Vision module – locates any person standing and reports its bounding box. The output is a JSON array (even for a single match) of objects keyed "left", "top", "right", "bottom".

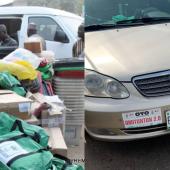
[{"left": 27, "top": 22, "right": 46, "bottom": 50}]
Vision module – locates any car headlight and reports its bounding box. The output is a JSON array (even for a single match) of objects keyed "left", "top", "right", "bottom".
[{"left": 85, "top": 69, "right": 130, "bottom": 99}]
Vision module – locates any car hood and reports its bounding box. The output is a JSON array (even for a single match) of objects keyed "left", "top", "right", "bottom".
[{"left": 85, "top": 23, "right": 170, "bottom": 81}]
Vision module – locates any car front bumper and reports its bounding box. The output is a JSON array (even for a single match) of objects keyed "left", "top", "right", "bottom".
[
  {"left": 85, "top": 126, "right": 170, "bottom": 141},
  {"left": 85, "top": 87, "right": 170, "bottom": 141}
]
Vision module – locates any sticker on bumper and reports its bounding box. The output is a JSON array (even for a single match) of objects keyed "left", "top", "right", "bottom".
[{"left": 122, "top": 108, "right": 162, "bottom": 128}]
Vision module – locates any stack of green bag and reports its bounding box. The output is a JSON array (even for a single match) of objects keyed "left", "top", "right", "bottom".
[{"left": 0, "top": 112, "right": 84, "bottom": 170}]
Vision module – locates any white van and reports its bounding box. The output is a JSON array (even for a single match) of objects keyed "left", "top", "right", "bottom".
[{"left": 0, "top": 6, "right": 84, "bottom": 58}]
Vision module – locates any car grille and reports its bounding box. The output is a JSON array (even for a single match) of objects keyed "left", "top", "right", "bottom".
[
  {"left": 121, "top": 123, "right": 167, "bottom": 134},
  {"left": 132, "top": 71, "right": 170, "bottom": 97}
]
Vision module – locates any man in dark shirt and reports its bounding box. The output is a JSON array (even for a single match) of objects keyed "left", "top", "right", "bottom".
[{"left": 0, "top": 24, "right": 18, "bottom": 46}]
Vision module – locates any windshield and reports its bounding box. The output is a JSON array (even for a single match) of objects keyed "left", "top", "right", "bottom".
[{"left": 85, "top": 0, "right": 170, "bottom": 26}]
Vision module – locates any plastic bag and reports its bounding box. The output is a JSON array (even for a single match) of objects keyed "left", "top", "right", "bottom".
[
  {"left": 0, "top": 71, "right": 20, "bottom": 88},
  {"left": 52, "top": 157, "right": 84, "bottom": 170},
  {"left": 0, "top": 72, "right": 26, "bottom": 96},
  {"left": 37, "top": 64, "right": 54, "bottom": 80},
  {"left": 0, "top": 112, "right": 49, "bottom": 147},
  {"left": 3, "top": 48, "right": 41, "bottom": 69},
  {"left": 0, "top": 131, "right": 52, "bottom": 170},
  {"left": 0, "top": 113, "right": 83, "bottom": 170},
  {"left": 38, "top": 51, "right": 55, "bottom": 63},
  {"left": 0, "top": 60, "right": 37, "bottom": 80}
]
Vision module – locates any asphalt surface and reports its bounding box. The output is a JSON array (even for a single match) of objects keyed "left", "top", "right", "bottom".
[{"left": 85, "top": 133, "right": 170, "bottom": 170}]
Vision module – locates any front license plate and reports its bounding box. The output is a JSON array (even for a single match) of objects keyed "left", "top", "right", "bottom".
[
  {"left": 165, "top": 111, "right": 170, "bottom": 129},
  {"left": 122, "top": 108, "right": 162, "bottom": 128}
]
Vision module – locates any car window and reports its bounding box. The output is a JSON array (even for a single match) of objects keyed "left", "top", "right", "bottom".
[
  {"left": 0, "top": 18, "right": 21, "bottom": 47},
  {"left": 28, "top": 16, "right": 63, "bottom": 41},
  {"left": 85, "top": 0, "right": 170, "bottom": 26}
]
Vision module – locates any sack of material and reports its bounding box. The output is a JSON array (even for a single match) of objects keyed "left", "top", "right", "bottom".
[
  {"left": 0, "top": 131, "right": 53, "bottom": 170},
  {"left": 0, "top": 112, "right": 49, "bottom": 147},
  {"left": 0, "top": 132, "right": 84, "bottom": 170},
  {"left": 0, "top": 72, "right": 26, "bottom": 96},
  {"left": 0, "top": 112, "right": 84, "bottom": 170},
  {"left": 52, "top": 155, "right": 84, "bottom": 170}
]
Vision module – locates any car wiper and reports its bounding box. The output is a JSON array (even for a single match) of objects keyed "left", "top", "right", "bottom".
[
  {"left": 116, "top": 17, "right": 170, "bottom": 25},
  {"left": 85, "top": 24, "right": 116, "bottom": 31},
  {"left": 85, "top": 17, "right": 170, "bottom": 31}
]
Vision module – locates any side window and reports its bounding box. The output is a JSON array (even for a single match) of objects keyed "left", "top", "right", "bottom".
[
  {"left": 4, "top": 19, "right": 21, "bottom": 43},
  {"left": 28, "top": 17, "right": 63, "bottom": 41}
]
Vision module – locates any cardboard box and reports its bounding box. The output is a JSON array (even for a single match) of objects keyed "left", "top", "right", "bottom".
[
  {"left": 45, "top": 127, "right": 67, "bottom": 157},
  {"left": 0, "top": 90, "right": 32, "bottom": 119},
  {"left": 27, "top": 92, "right": 65, "bottom": 132},
  {"left": 41, "top": 110, "right": 65, "bottom": 132},
  {"left": 24, "top": 40, "right": 42, "bottom": 53}
]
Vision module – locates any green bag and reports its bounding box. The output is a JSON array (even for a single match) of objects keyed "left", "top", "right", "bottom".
[
  {"left": 0, "top": 112, "right": 49, "bottom": 147},
  {"left": 52, "top": 155, "right": 84, "bottom": 170},
  {"left": 0, "top": 131, "right": 54, "bottom": 170},
  {"left": 0, "top": 72, "right": 26, "bottom": 96},
  {"left": 37, "top": 64, "right": 54, "bottom": 80},
  {"left": 0, "top": 132, "right": 84, "bottom": 170},
  {"left": 0, "top": 113, "right": 84, "bottom": 170}
]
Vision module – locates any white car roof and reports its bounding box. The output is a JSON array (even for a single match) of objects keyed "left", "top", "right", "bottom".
[{"left": 0, "top": 6, "right": 83, "bottom": 19}]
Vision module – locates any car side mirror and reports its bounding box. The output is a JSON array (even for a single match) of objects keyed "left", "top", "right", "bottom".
[{"left": 54, "top": 30, "right": 69, "bottom": 43}]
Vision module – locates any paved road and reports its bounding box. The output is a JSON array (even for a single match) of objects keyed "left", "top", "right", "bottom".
[{"left": 86, "top": 133, "right": 170, "bottom": 170}]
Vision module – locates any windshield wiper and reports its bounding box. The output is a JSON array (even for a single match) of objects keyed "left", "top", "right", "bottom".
[
  {"left": 116, "top": 17, "right": 170, "bottom": 25},
  {"left": 85, "top": 24, "right": 116, "bottom": 31},
  {"left": 85, "top": 17, "right": 170, "bottom": 31}
]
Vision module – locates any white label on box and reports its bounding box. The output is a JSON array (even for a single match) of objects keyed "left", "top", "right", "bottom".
[
  {"left": 0, "top": 141, "right": 28, "bottom": 164},
  {"left": 42, "top": 116, "right": 64, "bottom": 128},
  {"left": 18, "top": 103, "right": 31, "bottom": 113}
]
